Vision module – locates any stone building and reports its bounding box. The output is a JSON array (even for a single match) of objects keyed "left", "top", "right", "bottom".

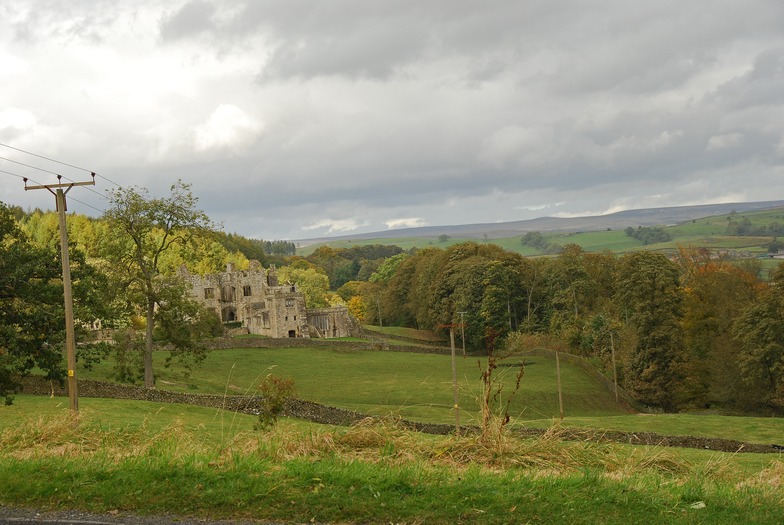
[{"left": 180, "top": 261, "right": 358, "bottom": 339}]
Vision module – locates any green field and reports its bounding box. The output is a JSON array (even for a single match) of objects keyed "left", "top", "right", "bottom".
[
  {"left": 76, "top": 345, "right": 631, "bottom": 425},
  {"left": 0, "top": 395, "right": 260, "bottom": 439},
  {"left": 70, "top": 339, "right": 784, "bottom": 452}
]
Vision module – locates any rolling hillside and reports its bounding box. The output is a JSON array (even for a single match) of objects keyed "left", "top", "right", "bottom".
[
  {"left": 295, "top": 200, "right": 784, "bottom": 247},
  {"left": 295, "top": 201, "right": 784, "bottom": 260}
]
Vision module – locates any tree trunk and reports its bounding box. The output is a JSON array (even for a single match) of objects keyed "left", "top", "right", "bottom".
[{"left": 144, "top": 298, "right": 155, "bottom": 388}]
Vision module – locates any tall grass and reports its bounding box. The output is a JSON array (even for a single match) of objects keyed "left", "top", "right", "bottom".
[{"left": 1, "top": 410, "right": 783, "bottom": 524}]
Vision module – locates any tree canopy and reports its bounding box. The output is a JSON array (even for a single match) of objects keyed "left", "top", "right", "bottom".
[
  {"left": 102, "top": 181, "right": 216, "bottom": 388},
  {"left": 0, "top": 201, "right": 66, "bottom": 403}
]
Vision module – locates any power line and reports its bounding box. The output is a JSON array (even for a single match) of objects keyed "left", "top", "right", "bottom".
[
  {"left": 0, "top": 155, "right": 64, "bottom": 177},
  {"left": 80, "top": 185, "right": 108, "bottom": 201},
  {"left": 55, "top": 174, "right": 108, "bottom": 202},
  {"left": 1, "top": 165, "right": 108, "bottom": 207},
  {"left": 4, "top": 168, "right": 104, "bottom": 214},
  {"left": 67, "top": 196, "right": 106, "bottom": 214},
  {"left": 94, "top": 173, "right": 122, "bottom": 189},
  {"left": 0, "top": 167, "right": 31, "bottom": 180},
  {"left": 0, "top": 142, "right": 92, "bottom": 174},
  {"left": 0, "top": 141, "right": 123, "bottom": 189},
  {"left": 0, "top": 156, "right": 107, "bottom": 200},
  {"left": 0, "top": 168, "right": 45, "bottom": 187}
]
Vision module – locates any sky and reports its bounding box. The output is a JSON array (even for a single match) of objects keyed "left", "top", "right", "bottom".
[{"left": 1, "top": 1, "right": 784, "bottom": 241}]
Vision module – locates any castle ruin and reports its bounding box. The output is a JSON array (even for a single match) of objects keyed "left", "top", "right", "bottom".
[{"left": 180, "top": 261, "right": 358, "bottom": 339}]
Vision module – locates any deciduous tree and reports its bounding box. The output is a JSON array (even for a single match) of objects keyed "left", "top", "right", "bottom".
[
  {"left": 615, "top": 251, "right": 684, "bottom": 411},
  {"left": 278, "top": 265, "right": 331, "bottom": 308},
  {"left": 0, "top": 203, "right": 65, "bottom": 402},
  {"left": 734, "top": 264, "right": 784, "bottom": 412},
  {"left": 679, "top": 248, "right": 759, "bottom": 409},
  {"left": 102, "top": 181, "right": 213, "bottom": 388}
]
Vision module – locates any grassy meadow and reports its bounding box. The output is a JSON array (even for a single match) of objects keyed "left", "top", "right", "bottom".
[
  {"left": 77, "top": 344, "right": 632, "bottom": 425},
  {"left": 2, "top": 394, "right": 783, "bottom": 524}
]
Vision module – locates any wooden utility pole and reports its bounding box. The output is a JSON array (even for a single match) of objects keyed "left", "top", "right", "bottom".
[
  {"left": 457, "top": 311, "right": 467, "bottom": 356},
  {"left": 555, "top": 350, "right": 564, "bottom": 421},
  {"left": 438, "top": 323, "right": 465, "bottom": 436},
  {"left": 25, "top": 174, "right": 95, "bottom": 416},
  {"left": 610, "top": 332, "right": 619, "bottom": 403},
  {"left": 449, "top": 327, "right": 460, "bottom": 435}
]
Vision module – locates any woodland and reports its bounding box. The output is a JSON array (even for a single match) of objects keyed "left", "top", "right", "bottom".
[{"left": 2, "top": 186, "right": 784, "bottom": 416}]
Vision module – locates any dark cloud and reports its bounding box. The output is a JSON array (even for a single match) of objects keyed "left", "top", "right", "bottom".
[
  {"left": 3, "top": 0, "right": 784, "bottom": 239},
  {"left": 159, "top": 0, "right": 217, "bottom": 42},
  {"left": 715, "top": 47, "right": 784, "bottom": 109}
]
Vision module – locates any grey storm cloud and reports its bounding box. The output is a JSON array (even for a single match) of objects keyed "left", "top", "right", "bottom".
[
  {"left": 2, "top": 0, "right": 784, "bottom": 240},
  {"left": 159, "top": 0, "right": 217, "bottom": 41}
]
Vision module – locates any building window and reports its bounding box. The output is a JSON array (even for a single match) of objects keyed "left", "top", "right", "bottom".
[
  {"left": 222, "top": 306, "right": 237, "bottom": 322},
  {"left": 285, "top": 298, "right": 294, "bottom": 307},
  {"left": 204, "top": 288, "right": 214, "bottom": 299},
  {"left": 243, "top": 285, "right": 252, "bottom": 296}
]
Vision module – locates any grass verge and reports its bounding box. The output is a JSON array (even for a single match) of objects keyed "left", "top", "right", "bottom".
[{"left": 1, "top": 402, "right": 783, "bottom": 524}]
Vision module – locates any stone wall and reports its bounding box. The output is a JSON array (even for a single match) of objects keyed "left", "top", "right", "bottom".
[
  {"left": 16, "top": 375, "right": 455, "bottom": 433},
  {"left": 18, "top": 376, "right": 783, "bottom": 453},
  {"left": 306, "top": 306, "right": 360, "bottom": 338},
  {"left": 203, "top": 335, "right": 453, "bottom": 355}
]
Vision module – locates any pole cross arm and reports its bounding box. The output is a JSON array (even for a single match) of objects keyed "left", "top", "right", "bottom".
[
  {"left": 24, "top": 174, "right": 95, "bottom": 211},
  {"left": 23, "top": 179, "right": 96, "bottom": 191}
]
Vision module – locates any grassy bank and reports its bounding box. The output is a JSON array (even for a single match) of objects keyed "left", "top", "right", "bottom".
[{"left": 2, "top": 398, "right": 783, "bottom": 524}]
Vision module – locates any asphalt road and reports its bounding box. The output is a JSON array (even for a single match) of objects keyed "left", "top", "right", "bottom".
[{"left": 0, "top": 508, "right": 294, "bottom": 525}]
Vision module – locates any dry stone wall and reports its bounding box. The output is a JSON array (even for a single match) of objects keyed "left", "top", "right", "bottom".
[
  {"left": 203, "top": 335, "right": 453, "bottom": 355},
  {"left": 16, "top": 375, "right": 451, "bottom": 430},
  {"left": 16, "top": 376, "right": 782, "bottom": 453}
]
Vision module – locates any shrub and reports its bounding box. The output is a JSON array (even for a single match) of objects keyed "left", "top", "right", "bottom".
[{"left": 256, "top": 375, "right": 295, "bottom": 430}]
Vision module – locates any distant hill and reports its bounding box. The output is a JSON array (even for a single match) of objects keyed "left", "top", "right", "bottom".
[{"left": 295, "top": 200, "right": 784, "bottom": 246}]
